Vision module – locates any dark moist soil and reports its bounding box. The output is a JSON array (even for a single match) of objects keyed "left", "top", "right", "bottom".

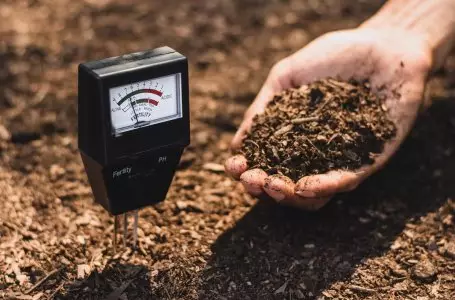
[
  {"left": 1, "top": 1, "right": 455, "bottom": 300},
  {"left": 241, "top": 79, "right": 396, "bottom": 181}
]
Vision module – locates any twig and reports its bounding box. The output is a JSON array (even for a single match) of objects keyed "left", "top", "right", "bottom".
[
  {"left": 274, "top": 124, "right": 293, "bottom": 137},
  {"left": 302, "top": 135, "right": 325, "bottom": 158},
  {"left": 311, "top": 95, "right": 333, "bottom": 116},
  {"left": 327, "top": 133, "right": 340, "bottom": 145},
  {"left": 244, "top": 139, "right": 260, "bottom": 149},
  {"left": 291, "top": 116, "right": 318, "bottom": 125},
  {"left": 47, "top": 283, "right": 64, "bottom": 300},
  {"left": 348, "top": 284, "right": 376, "bottom": 294},
  {"left": 104, "top": 268, "right": 143, "bottom": 300},
  {"left": 25, "top": 268, "right": 63, "bottom": 294}
]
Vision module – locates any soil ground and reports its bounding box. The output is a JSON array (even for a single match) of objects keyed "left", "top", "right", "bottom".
[{"left": 0, "top": 0, "right": 454, "bottom": 299}]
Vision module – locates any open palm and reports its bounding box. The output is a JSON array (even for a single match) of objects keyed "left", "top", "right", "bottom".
[{"left": 225, "top": 28, "right": 432, "bottom": 210}]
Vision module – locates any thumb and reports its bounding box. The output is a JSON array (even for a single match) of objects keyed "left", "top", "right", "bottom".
[{"left": 231, "top": 58, "right": 294, "bottom": 150}]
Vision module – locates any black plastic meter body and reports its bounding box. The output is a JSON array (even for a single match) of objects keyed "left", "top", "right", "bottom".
[{"left": 78, "top": 47, "right": 189, "bottom": 215}]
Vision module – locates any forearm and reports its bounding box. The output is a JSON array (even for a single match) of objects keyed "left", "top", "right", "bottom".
[{"left": 362, "top": 0, "right": 455, "bottom": 70}]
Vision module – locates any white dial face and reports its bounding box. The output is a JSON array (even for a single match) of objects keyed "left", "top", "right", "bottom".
[{"left": 109, "top": 73, "right": 182, "bottom": 136}]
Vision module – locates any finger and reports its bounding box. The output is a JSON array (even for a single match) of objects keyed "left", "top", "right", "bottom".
[
  {"left": 224, "top": 155, "right": 248, "bottom": 180},
  {"left": 240, "top": 168, "right": 268, "bottom": 197},
  {"left": 295, "top": 170, "right": 360, "bottom": 198},
  {"left": 263, "top": 174, "right": 295, "bottom": 203},
  {"left": 231, "top": 58, "right": 295, "bottom": 150},
  {"left": 262, "top": 174, "right": 333, "bottom": 211}
]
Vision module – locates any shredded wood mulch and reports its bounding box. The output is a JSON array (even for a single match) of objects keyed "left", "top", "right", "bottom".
[{"left": 1, "top": 0, "right": 454, "bottom": 299}]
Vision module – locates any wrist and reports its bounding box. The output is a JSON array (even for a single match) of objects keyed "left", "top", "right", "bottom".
[
  {"left": 361, "top": 0, "right": 455, "bottom": 72},
  {"left": 359, "top": 24, "right": 434, "bottom": 74}
]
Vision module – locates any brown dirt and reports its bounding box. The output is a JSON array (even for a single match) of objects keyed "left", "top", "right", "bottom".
[
  {"left": 1, "top": 0, "right": 455, "bottom": 299},
  {"left": 241, "top": 79, "right": 396, "bottom": 181}
]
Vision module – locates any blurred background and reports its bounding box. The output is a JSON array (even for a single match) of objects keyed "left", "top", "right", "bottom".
[{"left": 0, "top": 0, "right": 454, "bottom": 299}]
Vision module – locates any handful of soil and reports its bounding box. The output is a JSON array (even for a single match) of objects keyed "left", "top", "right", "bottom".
[{"left": 240, "top": 78, "right": 397, "bottom": 181}]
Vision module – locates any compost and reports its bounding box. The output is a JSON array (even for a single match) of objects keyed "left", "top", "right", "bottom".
[{"left": 241, "top": 79, "right": 396, "bottom": 181}]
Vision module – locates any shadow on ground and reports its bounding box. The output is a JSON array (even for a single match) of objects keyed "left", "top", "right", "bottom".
[
  {"left": 56, "top": 261, "right": 152, "bottom": 300},
  {"left": 199, "top": 98, "right": 455, "bottom": 299},
  {"left": 0, "top": 50, "right": 16, "bottom": 109}
]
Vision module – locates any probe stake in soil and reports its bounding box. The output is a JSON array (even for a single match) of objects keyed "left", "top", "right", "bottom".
[
  {"left": 78, "top": 47, "right": 190, "bottom": 254},
  {"left": 112, "top": 212, "right": 140, "bottom": 251},
  {"left": 123, "top": 213, "right": 128, "bottom": 247},
  {"left": 133, "top": 210, "right": 139, "bottom": 248},
  {"left": 114, "top": 215, "right": 119, "bottom": 254}
]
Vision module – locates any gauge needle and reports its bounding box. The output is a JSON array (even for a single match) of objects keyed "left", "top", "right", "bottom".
[{"left": 129, "top": 98, "right": 139, "bottom": 124}]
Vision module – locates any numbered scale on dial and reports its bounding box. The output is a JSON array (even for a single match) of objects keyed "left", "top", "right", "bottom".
[
  {"left": 110, "top": 74, "right": 182, "bottom": 135},
  {"left": 78, "top": 47, "right": 190, "bottom": 250}
]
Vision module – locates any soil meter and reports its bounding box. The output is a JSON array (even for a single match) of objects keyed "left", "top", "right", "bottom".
[{"left": 78, "top": 47, "right": 189, "bottom": 248}]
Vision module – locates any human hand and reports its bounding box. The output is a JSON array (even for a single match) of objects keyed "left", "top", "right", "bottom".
[{"left": 225, "top": 27, "right": 433, "bottom": 210}]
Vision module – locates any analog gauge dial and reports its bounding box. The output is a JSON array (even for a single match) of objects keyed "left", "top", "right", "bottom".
[{"left": 109, "top": 73, "right": 182, "bottom": 136}]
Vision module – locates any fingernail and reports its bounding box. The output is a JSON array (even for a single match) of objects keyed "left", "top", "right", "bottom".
[{"left": 295, "top": 190, "right": 317, "bottom": 197}]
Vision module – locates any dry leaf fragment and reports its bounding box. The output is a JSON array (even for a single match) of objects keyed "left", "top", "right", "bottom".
[
  {"left": 274, "top": 281, "right": 288, "bottom": 294},
  {"left": 202, "top": 163, "right": 225, "bottom": 173},
  {"left": 77, "top": 264, "right": 90, "bottom": 279}
]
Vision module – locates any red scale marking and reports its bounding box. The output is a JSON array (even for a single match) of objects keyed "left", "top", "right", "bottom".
[
  {"left": 145, "top": 89, "right": 161, "bottom": 106},
  {"left": 148, "top": 99, "right": 159, "bottom": 106},
  {"left": 145, "top": 89, "right": 163, "bottom": 97}
]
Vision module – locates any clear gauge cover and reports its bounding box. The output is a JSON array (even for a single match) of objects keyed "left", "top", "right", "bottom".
[{"left": 109, "top": 73, "right": 182, "bottom": 136}]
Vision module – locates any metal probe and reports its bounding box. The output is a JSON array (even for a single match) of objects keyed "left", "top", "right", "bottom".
[
  {"left": 123, "top": 213, "right": 128, "bottom": 247},
  {"left": 113, "top": 211, "right": 140, "bottom": 252},
  {"left": 133, "top": 210, "right": 139, "bottom": 248},
  {"left": 113, "top": 215, "right": 119, "bottom": 254}
]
